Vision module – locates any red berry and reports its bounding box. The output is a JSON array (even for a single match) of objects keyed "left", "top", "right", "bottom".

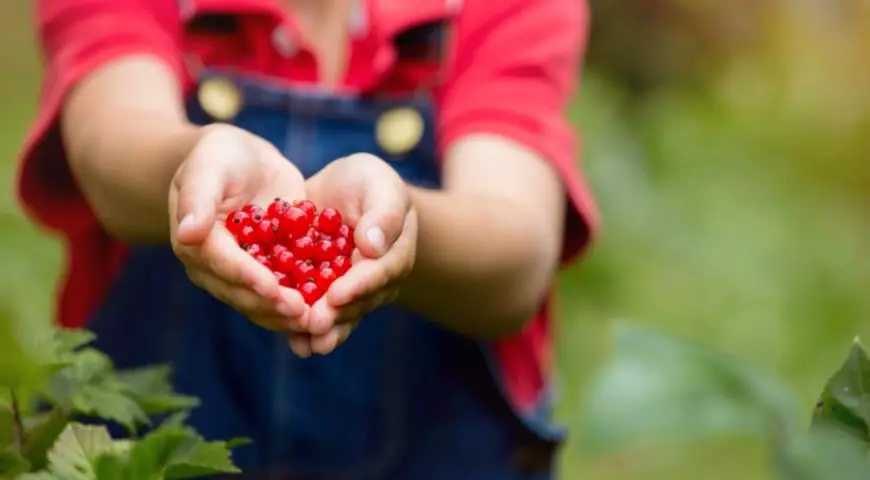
[
  {"left": 315, "top": 208, "right": 342, "bottom": 235},
  {"left": 254, "top": 254, "right": 272, "bottom": 269},
  {"left": 254, "top": 220, "right": 276, "bottom": 245},
  {"left": 281, "top": 207, "right": 311, "bottom": 238},
  {"left": 275, "top": 271, "right": 296, "bottom": 288},
  {"left": 241, "top": 204, "right": 260, "bottom": 215},
  {"left": 316, "top": 267, "right": 337, "bottom": 291},
  {"left": 298, "top": 281, "right": 323, "bottom": 305},
  {"left": 292, "top": 236, "right": 315, "bottom": 260},
  {"left": 273, "top": 250, "right": 296, "bottom": 274},
  {"left": 270, "top": 244, "right": 288, "bottom": 257},
  {"left": 268, "top": 198, "right": 290, "bottom": 218},
  {"left": 225, "top": 211, "right": 250, "bottom": 233},
  {"left": 244, "top": 243, "right": 263, "bottom": 256},
  {"left": 313, "top": 239, "right": 338, "bottom": 262},
  {"left": 337, "top": 224, "right": 352, "bottom": 239},
  {"left": 294, "top": 260, "right": 316, "bottom": 284},
  {"left": 306, "top": 227, "right": 321, "bottom": 242},
  {"left": 333, "top": 236, "right": 353, "bottom": 257},
  {"left": 317, "top": 260, "right": 331, "bottom": 271},
  {"left": 235, "top": 225, "right": 257, "bottom": 245},
  {"left": 331, "top": 255, "right": 350, "bottom": 274},
  {"left": 292, "top": 200, "right": 317, "bottom": 222}
]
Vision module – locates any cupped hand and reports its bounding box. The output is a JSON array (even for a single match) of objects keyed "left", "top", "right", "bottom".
[
  {"left": 168, "top": 124, "right": 309, "bottom": 332},
  {"left": 291, "top": 153, "right": 417, "bottom": 357}
]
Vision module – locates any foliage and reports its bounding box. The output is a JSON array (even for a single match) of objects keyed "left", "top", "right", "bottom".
[
  {"left": 0, "top": 325, "right": 246, "bottom": 480},
  {"left": 582, "top": 324, "right": 870, "bottom": 479}
]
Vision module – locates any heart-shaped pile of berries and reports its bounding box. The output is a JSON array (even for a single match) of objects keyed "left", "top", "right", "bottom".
[{"left": 225, "top": 198, "right": 354, "bottom": 305}]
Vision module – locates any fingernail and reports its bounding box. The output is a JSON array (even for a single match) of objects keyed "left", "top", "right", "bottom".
[
  {"left": 179, "top": 213, "right": 195, "bottom": 230},
  {"left": 366, "top": 227, "right": 386, "bottom": 255}
]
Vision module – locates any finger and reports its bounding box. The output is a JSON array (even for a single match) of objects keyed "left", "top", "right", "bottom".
[
  {"left": 353, "top": 181, "right": 409, "bottom": 259},
  {"left": 289, "top": 334, "right": 313, "bottom": 358},
  {"left": 322, "top": 259, "right": 388, "bottom": 310},
  {"left": 172, "top": 148, "right": 226, "bottom": 246},
  {"left": 307, "top": 297, "right": 341, "bottom": 336},
  {"left": 309, "top": 327, "right": 341, "bottom": 355},
  {"left": 200, "top": 228, "right": 282, "bottom": 301},
  {"left": 188, "top": 270, "right": 286, "bottom": 326}
]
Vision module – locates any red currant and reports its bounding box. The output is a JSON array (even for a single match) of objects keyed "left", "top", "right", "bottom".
[
  {"left": 282, "top": 207, "right": 311, "bottom": 238},
  {"left": 275, "top": 271, "right": 296, "bottom": 288},
  {"left": 337, "top": 224, "right": 352, "bottom": 239},
  {"left": 268, "top": 198, "right": 290, "bottom": 218},
  {"left": 254, "top": 254, "right": 272, "bottom": 269},
  {"left": 317, "top": 260, "right": 331, "bottom": 271},
  {"left": 241, "top": 204, "right": 260, "bottom": 215},
  {"left": 316, "top": 267, "right": 337, "bottom": 291},
  {"left": 225, "top": 211, "right": 250, "bottom": 233},
  {"left": 294, "top": 260, "right": 316, "bottom": 284},
  {"left": 293, "top": 200, "right": 317, "bottom": 222},
  {"left": 315, "top": 207, "right": 342, "bottom": 235},
  {"left": 270, "top": 244, "right": 288, "bottom": 257},
  {"left": 254, "top": 220, "right": 276, "bottom": 245},
  {"left": 244, "top": 243, "right": 263, "bottom": 256},
  {"left": 333, "top": 236, "right": 353, "bottom": 257},
  {"left": 273, "top": 250, "right": 296, "bottom": 274},
  {"left": 313, "top": 239, "right": 338, "bottom": 262},
  {"left": 235, "top": 225, "right": 257, "bottom": 245},
  {"left": 299, "top": 281, "right": 323, "bottom": 305},
  {"left": 331, "top": 255, "right": 350, "bottom": 274},
  {"left": 292, "top": 236, "right": 315, "bottom": 260}
]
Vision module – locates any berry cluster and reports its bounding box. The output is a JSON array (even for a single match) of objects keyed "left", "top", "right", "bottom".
[{"left": 225, "top": 198, "right": 354, "bottom": 305}]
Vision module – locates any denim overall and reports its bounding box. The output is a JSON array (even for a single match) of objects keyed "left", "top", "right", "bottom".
[{"left": 86, "top": 17, "right": 563, "bottom": 480}]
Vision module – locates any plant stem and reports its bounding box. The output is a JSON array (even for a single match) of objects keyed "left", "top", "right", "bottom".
[{"left": 9, "top": 388, "right": 25, "bottom": 452}]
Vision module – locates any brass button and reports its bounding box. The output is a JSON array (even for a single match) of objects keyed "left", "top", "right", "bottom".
[
  {"left": 376, "top": 107, "right": 424, "bottom": 157},
  {"left": 198, "top": 77, "right": 243, "bottom": 121}
]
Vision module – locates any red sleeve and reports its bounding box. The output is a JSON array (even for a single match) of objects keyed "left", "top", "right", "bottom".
[
  {"left": 436, "top": 0, "right": 599, "bottom": 264},
  {"left": 18, "top": 0, "right": 184, "bottom": 234}
]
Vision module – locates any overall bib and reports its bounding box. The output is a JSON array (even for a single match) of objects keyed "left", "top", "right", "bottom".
[{"left": 86, "top": 14, "right": 565, "bottom": 480}]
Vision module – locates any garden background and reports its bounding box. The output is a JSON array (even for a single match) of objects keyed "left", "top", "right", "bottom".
[{"left": 2, "top": 1, "right": 870, "bottom": 478}]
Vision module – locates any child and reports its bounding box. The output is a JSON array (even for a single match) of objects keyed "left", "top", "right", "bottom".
[{"left": 19, "top": 0, "right": 598, "bottom": 477}]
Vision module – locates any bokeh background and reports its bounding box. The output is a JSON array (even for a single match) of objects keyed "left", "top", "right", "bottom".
[{"left": 2, "top": 1, "right": 870, "bottom": 478}]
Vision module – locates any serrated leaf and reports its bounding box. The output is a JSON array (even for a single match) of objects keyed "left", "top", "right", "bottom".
[
  {"left": 40, "top": 423, "right": 115, "bottom": 480},
  {"left": 0, "top": 446, "right": 30, "bottom": 479},
  {"left": 22, "top": 408, "right": 69, "bottom": 471},
  {"left": 116, "top": 366, "right": 200, "bottom": 415},
  {"left": 811, "top": 340, "right": 870, "bottom": 443},
  {"left": 109, "top": 426, "right": 241, "bottom": 480},
  {"left": 582, "top": 323, "right": 801, "bottom": 453},
  {"left": 43, "top": 350, "right": 148, "bottom": 433}
]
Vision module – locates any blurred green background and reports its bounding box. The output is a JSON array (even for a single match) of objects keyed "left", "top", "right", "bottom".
[{"left": 3, "top": 1, "right": 870, "bottom": 478}]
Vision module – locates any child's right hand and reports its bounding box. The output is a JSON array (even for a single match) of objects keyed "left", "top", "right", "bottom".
[{"left": 168, "top": 124, "right": 309, "bottom": 331}]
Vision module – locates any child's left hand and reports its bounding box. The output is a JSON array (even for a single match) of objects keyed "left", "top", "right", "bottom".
[{"left": 290, "top": 154, "right": 417, "bottom": 357}]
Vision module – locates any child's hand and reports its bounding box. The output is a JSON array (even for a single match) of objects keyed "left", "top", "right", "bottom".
[
  {"left": 294, "top": 154, "right": 417, "bottom": 357},
  {"left": 169, "top": 125, "right": 309, "bottom": 331}
]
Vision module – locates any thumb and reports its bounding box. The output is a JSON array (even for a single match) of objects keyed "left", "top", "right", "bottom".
[
  {"left": 354, "top": 183, "right": 409, "bottom": 259},
  {"left": 172, "top": 128, "right": 248, "bottom": 245},
  {"left": 172, "top": 159, "right": 223, "bottom": 246}
]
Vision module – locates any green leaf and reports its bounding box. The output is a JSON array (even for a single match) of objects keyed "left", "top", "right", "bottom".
[
  {"left": 0, "top": 447, "right": 30, "bottom": 479},
  {"left": 22, "top": 408, "right": 69, "bottom": 471},
  {"left": 582, "top": 323, "right": 801, "bottom": 453},
  {"left": 92, "top": 425, "right": 241, "bottom": 480},
  {"left": 43, "top": 350, "right": 148, "bottom": 433},
  {"left": 115, "top": 366, "right": 200, "bottom": 415},
  {"left": 41, "top": 423, "right": 115, "bottom": 480},
  {"left": 774, "top": 425, "right": 870, "bottom": 480},
  {"left": 811, "top": 338, "right": 870, "bottom": 443}
]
